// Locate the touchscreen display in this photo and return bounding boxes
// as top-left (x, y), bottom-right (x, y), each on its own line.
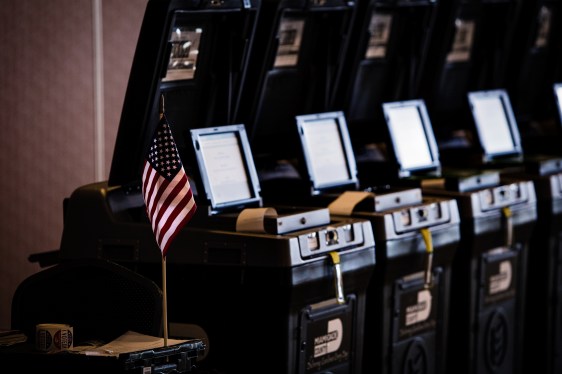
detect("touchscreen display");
top-left (555, 83), bottom-right (562, 122)
top-left (386, 105), bottom-right (434, 170)
top-left (198, 132), bottom-right (252, 204)
top-left (470, 94), bottom-right (517, 156)
top-left (300, 117), bottom-right (351, 187)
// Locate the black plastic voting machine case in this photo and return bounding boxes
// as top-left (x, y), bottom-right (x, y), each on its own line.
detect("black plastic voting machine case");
top-left (235, 0), bottom-right (357, 165)
top-left (109, 0), bottom-right (260, 188)
top-left (332, 0), bottom-right (439, 169)
top-left (418, 0), bottom-right (520, 146)
top-left (457, 88), bottom-right (562, 374)
top-left (56, 1), bottom-right (376, 372)
top-left (520, 160), bottom-right (562, 374)
top-left (505, 0), bottom-right (562, 155)
top-left (59, 125), bottom-right (376, 374)
top-left (183, 124), bottom-right (375, 374)
top-left (257, 110), bottom-right (462, 374)
top-left (374, 97), bottom-right (537, 374)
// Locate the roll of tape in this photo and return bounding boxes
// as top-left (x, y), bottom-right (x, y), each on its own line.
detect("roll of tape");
top-left (36, 323), bottom-right (73, 352)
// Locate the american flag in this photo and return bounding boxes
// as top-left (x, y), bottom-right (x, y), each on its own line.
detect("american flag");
top-left (142, 115), bottom-right (197, 257)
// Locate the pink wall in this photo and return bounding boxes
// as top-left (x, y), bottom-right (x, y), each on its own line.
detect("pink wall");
top-left (0, 0), bottom-right (147, 329)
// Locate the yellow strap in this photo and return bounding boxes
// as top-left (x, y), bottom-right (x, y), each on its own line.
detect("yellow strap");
top-left (502, 206), bottom-right (512, 218)
top-left (329, 251), bottom-right (345, 304)
top-left (420, 228), bottom-right (434, 288)
top-left (329, 251), bottom-right (341, 265)
top-left (420, 228), bottom-right (433, 255)
top-left (502, 206), bottom-right (513, 247)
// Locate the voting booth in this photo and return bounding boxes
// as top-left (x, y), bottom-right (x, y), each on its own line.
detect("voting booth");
top-left (256, 110), bottom-right (461, 374)
top-left (55, 1), bottom-right (376, 373)
top-left (107, 0), bottom-right (262, 189)
top-left (230, 0), bottom-right (461, 370)
top-left (419, 0), bottom-right (520, 145)
top-left (373, 97), bottom-right (537, 374)
top-left (235, 0), bottom-right (357, 163)
top-left (505, 0), bottom-right (562, 156)
top-left (333, 0), bottom-right (439, 158)
top-left (461, 88), bottom-right (562, 374)
top-left (59, 125), bottom-right (376, 374)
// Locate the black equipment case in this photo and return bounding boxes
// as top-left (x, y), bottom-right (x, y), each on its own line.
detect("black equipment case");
top-left (375, 97), bottom-right (537, 374)
top-left (56, 0), bottom-right (376, 373)
top-left (254, 110), bottom-right (462, 374)
top-left (235, 0), bottom-right (357, 163)
top-left (1, 338), bottom-right (204, 374)
top-left (6, 258), bottom-right (205, 373)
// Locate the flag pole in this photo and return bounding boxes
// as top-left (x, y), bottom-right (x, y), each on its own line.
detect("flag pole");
top-left (162, 256), bottom-right (168, 347)
top-left (159, 94), bottom-right (169, 347)
top-left (147, 92), bottom-right (196, 349)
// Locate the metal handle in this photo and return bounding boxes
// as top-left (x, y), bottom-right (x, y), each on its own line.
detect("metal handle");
top-left (329, 251), bottom-right (345, 305)
top-left (502, 207), bottom-right (513, 247)
top-left (420, 228), bottom-right (433, 288)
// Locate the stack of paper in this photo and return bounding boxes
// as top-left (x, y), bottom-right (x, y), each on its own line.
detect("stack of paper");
top-left (70, 331), bottom-right (187, 357)
top-left (0, 329), bottom-right (27, 346)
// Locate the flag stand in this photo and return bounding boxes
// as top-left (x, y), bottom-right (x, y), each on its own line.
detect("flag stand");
top-left (144, 93), bottom-right (195, 349)
top-left (162, 256), bottom-right (168, 347)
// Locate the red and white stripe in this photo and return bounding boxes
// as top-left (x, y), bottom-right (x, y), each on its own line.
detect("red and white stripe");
top-left (142, 160), bottom-right (197, 257)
